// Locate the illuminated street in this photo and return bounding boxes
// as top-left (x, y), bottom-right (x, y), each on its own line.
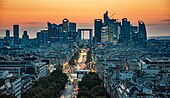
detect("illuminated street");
top-left (62, 49), bottom-right (88, 74)
top-left (60, 84), bottom-right (74, 98)
top-left (61, 48), bottom-right (89, 98)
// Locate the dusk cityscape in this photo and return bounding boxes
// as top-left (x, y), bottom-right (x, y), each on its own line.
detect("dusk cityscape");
top-left (0, 0), bottom-right (170, 98)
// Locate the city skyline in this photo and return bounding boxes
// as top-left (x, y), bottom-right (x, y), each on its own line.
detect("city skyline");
top-left (0, 0), bottom-right (170, 38)
top-left (0, 1), bottom-right (170, 98)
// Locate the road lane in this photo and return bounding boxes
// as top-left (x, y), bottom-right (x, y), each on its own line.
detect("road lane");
top-left (60, 84), bottom-right (74, 98)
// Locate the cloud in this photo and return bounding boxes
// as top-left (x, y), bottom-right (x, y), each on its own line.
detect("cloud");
top-left (146, 23), bottom-right (170, 27)
top-left (160, 19), bottom-right (170, 22)
top-left (160, 19), bottom-right (170, 25)
top-left (146, 23), bottom-right (161, 26)
top-left (23, 22), bottom-right (45, 25)
top-left (147, 19), bottom-right (170, 27)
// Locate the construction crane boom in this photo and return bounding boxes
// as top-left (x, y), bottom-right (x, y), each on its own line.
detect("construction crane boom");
top-left (110, 13), bottom-right (115, 19)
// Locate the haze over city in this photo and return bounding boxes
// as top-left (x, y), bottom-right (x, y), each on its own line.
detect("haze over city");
top-left (0, 0), bottom-right (170, 38)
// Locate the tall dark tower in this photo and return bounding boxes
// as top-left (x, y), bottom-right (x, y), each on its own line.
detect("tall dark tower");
top-left (104, 11), bottom-right (110, 25)
top-left (94, 19), bottom-right (102, 43)
top-left (6, 30), bottom-right (10, 39)
top-left (121, 18), bottom-right (130, 41)
top-left (22, 31), bottom-right (29, 40)
top-left (47, 22), bottom-right (60, 43)
top-left (69, 22), bottom-right (76, 32)
top-left (22, 31), bottom-right (29, 46)
top-left (4, 30), bottom-right (10, 48)
top-left (62, 18), bottom-right (69, 32)
top-left (13, 25), bottom-right (19, 45)
top-left (37, 30), bottom-right (48, 47)
top-left (138, 20), bottom-right (147, 47)
top-left (68, 22), bottom-right (76, 41)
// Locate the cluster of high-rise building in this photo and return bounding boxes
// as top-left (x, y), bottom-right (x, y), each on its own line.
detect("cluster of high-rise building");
top-left (0, 11), bottom-right (169, 51)
top-left (1, 11), bottom-right (148, 49)
top-left (2, 25), bottom-right (30, 48)
top-left (0, 11), bottom-right (149, 49)
top-left (92, 11), bottom-right (170, 97)
top-left (94, 11), bottom-right (147, 47)
top-left (38, 19), bottom-right (77, 47)
top-left (92, 12), bottom-right (170, 98)
top-left (1, 18), bottom-right (78, 49)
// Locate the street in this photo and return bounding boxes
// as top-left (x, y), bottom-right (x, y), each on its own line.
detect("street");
top-left (61, 48), bottom-right (92, 98)
top-left (60, 83), bottom-right (74, 98)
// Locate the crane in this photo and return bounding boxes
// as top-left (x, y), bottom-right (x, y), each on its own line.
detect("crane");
top-left (110, 13), bottom-right (115, 19)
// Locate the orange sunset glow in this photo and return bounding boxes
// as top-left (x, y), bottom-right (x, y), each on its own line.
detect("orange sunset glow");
top-left (0, 0), bottom-right (170, 38)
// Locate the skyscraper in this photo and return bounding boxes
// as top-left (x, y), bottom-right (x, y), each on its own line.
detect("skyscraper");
top-left (4, 30), bottom-right (10, 48)
top-left (62, 18), bottom-right (69, 32)
top-left (119, 18), bottom-right (131, 45)
top-left (37, 30), bottom-right (48, 47)
top-left (94, 19), bottom-right (102, 43)
top-left (131, 26), bottom-right (139, 45)
top-left (22, 31), bottom-right (29, 39)
top-left (47, 22), bottom-right (60, 43)
top-left (22, 31), bottom-right (29, 46)
top-left (101, 26), bottom-right (109, 42)
top-left (68, 22), bottom-right (76, 48)
top-left (13, 25), bottom-right (19, 46)
top-left (69, 22), bottom-right (76, 32)
top-left (122, 18), bottom-right (130, 41)
top-left (6, 30), bottom-right (10, 39)
top-left (68, 22), bottom-right (76, 42)
top-left (138, 20), bottom-right (147, 47)
top-left (104, 11), bottom-right (110, 25)
top-left (108, 23), bottom-right (120, 45)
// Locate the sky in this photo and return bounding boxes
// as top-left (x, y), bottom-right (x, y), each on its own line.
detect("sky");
top-left (0, 0), bottom-right (170, 38)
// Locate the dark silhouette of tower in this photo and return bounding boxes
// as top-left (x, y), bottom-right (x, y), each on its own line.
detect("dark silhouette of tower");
top-left (68, 22), bottom-right (76, 41)
top-left (22, 31), bottom-right (29, 46)
top-left (104, 11), bottom-right (110, 25)
top-left (138, 20), bottom-right (147, 47)
top-left (131, 26), bottom-right (139, 46)
top-left (68, 22), bottom-right (76, 48)
top-left (60, 18), bottom-right (69, 43)
top-left (22, 31), bottom-right (29, 39)
top-left (119, 18), bottom-right (130, 45)
top-left (13, 25), bottom-right (19, 46)
top-left (94, 19), bottom-right (102, 43)
top-left (37, 30), bottom-right (48, 47)
top-left (62, 18), bottom-right (69, 32)
top-left (121, 18), bottom-right (130, 41)
top-left (4, 30), bottom-right (10, 48)
top-left (47, 22), bottom-right (60, 43)
top-left (6, 30), bottom-right (10, 39)
top-left (69, 22), bottom-right (76, 32)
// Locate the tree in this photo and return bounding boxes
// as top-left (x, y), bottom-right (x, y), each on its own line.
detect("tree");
top-left (0, 94), bottom-right (16, 98)
top-left (78, 72), bottom-right (110, 98)
top-left (91, 85), bottom-right (110, 97)
top-left (77, 91), bottom-right (93, 98)
top-left (79, 72), bottom-right (102, 89)
top-left (22, 68), bottom-right (68, 98)
top-left (80, 96), bottom-right (89, 98)
top-left (85, 50), bottom-right (92, 64)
